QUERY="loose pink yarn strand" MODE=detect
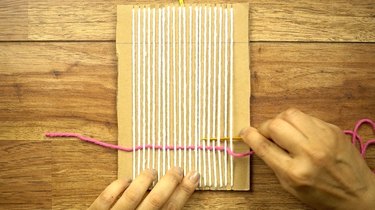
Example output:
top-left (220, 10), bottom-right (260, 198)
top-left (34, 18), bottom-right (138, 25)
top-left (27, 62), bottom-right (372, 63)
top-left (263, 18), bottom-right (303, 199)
top-left (343, 118), bottom-right (375, 158)
top-left (45, 119), bottom-right (374, 163)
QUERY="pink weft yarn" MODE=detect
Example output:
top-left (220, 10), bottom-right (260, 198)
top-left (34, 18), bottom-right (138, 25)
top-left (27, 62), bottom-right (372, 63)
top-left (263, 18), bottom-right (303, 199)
top-left (45, 119), bottom-right (374, 164)
top-left (45, 132), bottom-right (253, 157)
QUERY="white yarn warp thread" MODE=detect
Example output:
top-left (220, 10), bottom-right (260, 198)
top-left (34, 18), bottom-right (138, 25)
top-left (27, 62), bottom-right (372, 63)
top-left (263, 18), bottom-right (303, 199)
top-left (202, 6), bottom-right (207, 186)
top-left (147, 8), bottom-right (151, 170)
top-left (142, 7), bottom-right (147, 171)
top-left (188, 6), bottom-right (193, 173)
top-left (157, 8), bottom-right (162, 180)
top-left (229, 7), bottom-right (234, 188)
top-left (136, 8), bottom-right (141, 177)
top-left (131, 5), bottom-right (235, 189)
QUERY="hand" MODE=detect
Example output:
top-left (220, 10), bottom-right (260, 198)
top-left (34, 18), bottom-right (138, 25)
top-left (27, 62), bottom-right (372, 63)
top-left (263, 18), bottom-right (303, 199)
top-left (88, 167), bottom-right (199, 210)
top-left (240, 108), bottom-right (375, 210)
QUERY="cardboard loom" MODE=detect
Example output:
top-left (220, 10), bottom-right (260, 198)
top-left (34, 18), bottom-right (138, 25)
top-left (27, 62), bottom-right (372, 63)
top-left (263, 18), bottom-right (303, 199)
top-left (116, 3), bottom-right (250, 190)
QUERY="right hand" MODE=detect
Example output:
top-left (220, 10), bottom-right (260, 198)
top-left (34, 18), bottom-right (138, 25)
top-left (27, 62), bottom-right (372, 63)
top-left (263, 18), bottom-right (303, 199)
top-left (240, 108), bottom-right (375, 210)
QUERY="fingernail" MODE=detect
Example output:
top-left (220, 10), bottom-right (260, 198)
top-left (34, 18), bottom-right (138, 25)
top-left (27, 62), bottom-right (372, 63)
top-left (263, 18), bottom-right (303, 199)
top-left (122, 178), bottom-right (132, 184)
top-left (175, 167), bottom-right (183, 176)
top-left (188, 171), bottom-right (200, 184)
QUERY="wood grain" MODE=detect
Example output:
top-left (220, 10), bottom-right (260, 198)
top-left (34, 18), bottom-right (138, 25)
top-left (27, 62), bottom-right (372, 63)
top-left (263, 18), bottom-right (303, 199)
top-left (51, 140), bottom-right (117, 209)
top-left (0, 140), bottom-right (51, 210)
top-left (250, 43), bottom-right (375, 129)
top-left (0, 42), bottom-right (117, 141)
top-left (0, 42), bottom-right (374, 209)
top-left (0, 0), bottom-right (28, 40)
top-left (1, 0), bottom-right (374, 41)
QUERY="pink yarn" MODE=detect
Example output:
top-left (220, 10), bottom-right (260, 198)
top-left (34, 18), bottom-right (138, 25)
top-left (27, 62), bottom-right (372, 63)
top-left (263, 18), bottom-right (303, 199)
top-left (45, 119), bottom-right (374, 167)
top-left (343, 118), bottom-right (375, 158)
top-left (45, 132), bottom-right (253, 158)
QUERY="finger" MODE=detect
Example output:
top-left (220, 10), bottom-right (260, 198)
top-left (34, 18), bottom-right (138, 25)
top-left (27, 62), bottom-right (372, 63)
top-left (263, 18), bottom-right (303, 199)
top-left (311, 117), bottom-right (350, 147)
top-left (138, 167), bottom-right (184, 210)
top-left (162, 170), bottom-right (199, 209)
top-left (240, 127), bottom-right (292, 172)
top-left (88, 178), bottom-right (131, 210)
top-left (311, 116), bottom-right (341, 132)
top-left (278, 108), bottom-right (318, 138)
top-left (258, 118), bottom-right (308, 155)
top-left (112, 169), bottom-right (156, 210)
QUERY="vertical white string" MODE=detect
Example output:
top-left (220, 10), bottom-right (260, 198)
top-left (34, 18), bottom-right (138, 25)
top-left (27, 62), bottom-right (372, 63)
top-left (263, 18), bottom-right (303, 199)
top-left (137, 7), bottom-right (141, 176)
top-left (217, 7), bottom-right (223, 187)
top-left (188, 6), bottom-right (193, 173)
top-left (157, 8), bottom-right (162, 180)
top-left (131, 7), bottom-right (136, 179)
top-left (142, 7), bottom-right (147, 171)
top-left (194, 7), bottom-right (199, 173)
top-left (202, 6), bottom-right (207, 186)
top-left (212, 6), bottom-right (217, 188)
top-left (152, 8), bottom-right (156, 171)
top-left (224, 141), bottom-right (228, 186)
top-left (147, 8), bottom-right (151, 169)
top-left (182, 7), bottom-right (187, 176)
top-left (178, 7), bottom-right (182, 169)
top-left (131, 5), bottom-right (236, 188)
top-left (198, 6), bottom-right (202, 186)
top-left (166, 7), bottom-right (171, 171)
top-left (161, 8), bottom-right (166, 176)
top-left (223, 8), bottom-right (229, 187)
top-left (229, 7), bottom-right (234, 188)
top-left (172, 7), bottom-right (177, 168)
top-left (207, 7), bottom-right (212, 187)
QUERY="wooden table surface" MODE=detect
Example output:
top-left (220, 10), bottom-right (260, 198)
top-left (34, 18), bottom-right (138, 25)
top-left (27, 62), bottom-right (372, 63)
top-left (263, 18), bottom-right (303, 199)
top-left (0, 0), bottom-right (374, 209)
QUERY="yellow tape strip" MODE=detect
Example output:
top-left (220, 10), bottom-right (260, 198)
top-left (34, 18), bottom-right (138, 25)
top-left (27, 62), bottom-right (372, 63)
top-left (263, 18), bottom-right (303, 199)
top-left (201, 137), bottom-right (242, 141)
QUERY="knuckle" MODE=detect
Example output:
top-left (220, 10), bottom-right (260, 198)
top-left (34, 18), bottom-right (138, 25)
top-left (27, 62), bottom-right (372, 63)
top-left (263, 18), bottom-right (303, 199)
top-left (254, 141), bottom-right (271, 159)
top-left (330, 126), bottom-right (344, 140)
top-left (98, 191), bottom-right (116, 205)
top-left (318, 127), bottom-right (337, 144)
top-left (307, 150), bottom-right (331, 166)
top-left (123, 188), bottom-right (140, 204)
top-left (287, 167), bottom-right (313, 188)
top-left (147, 194), bottom-right (163, 209)
top-left (180, 182), bottom-right (195, 195)
top-left (165, 201), bottom-right (179, 210)
top-left (330, 124), bottom-right (341, 133)
top-left (322, 126), bottom-right (334, 135)
top-left (284, 108), bottom-right (301, 120)
top-left (268, 119), bottom-right (285, 131)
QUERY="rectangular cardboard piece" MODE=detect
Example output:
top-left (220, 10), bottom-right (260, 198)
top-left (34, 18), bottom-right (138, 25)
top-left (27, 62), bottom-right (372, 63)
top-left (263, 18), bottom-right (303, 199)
top-left (116, 3), bottom-right (250, 190)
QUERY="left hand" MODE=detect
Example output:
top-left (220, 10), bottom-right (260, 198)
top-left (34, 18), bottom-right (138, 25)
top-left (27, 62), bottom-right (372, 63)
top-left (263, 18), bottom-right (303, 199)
top-left (88, 167), bottom-right (199, 210)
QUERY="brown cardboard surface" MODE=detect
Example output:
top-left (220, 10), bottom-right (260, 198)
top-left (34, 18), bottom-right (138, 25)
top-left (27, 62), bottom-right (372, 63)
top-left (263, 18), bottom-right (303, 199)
top-left (116, 3), bottom-right (250, 190)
